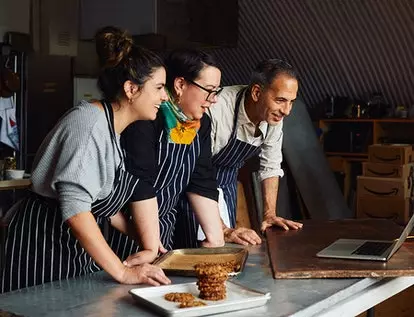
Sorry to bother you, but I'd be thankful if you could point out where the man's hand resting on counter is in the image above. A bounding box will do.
[221,215,303,246]
[261,215,303,232]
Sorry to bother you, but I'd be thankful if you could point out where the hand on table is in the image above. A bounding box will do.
[123,249,158,267]
[119,263,171,286]
[223,227,262,246]
[158,241,168,254]
[200,239,225,248]
[123,241,168,268]
[261,215,303,232]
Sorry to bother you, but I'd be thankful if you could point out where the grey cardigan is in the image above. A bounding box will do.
[31,101,122,221]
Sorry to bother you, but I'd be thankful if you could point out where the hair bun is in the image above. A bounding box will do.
[95,26,133,69]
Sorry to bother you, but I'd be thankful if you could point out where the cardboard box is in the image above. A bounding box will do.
[362,162,414,178]
[357,176,413,199]
[357,196,412,225]
[368,144,412,164]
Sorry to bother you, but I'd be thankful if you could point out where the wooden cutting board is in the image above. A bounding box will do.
[266,219,414,279]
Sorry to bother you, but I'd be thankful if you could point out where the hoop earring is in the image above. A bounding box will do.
[129,98,133,104]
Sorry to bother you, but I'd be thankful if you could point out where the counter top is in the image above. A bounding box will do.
[266,219,414,279]
[1,244,414,317]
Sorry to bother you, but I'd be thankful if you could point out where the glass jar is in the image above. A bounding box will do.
[4,156,17,170]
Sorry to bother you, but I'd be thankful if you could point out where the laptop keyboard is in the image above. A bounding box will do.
[352,241,394,256]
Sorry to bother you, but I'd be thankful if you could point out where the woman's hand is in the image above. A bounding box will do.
[223,227,262,246]
[123,249,158,267]
[200,239,225,248]
[158,241,168,254]
[119,263,171,286]
[123,241,168,267]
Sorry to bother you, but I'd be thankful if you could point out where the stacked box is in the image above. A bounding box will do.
[357,144,414,225]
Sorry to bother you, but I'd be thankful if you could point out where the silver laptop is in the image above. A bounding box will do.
[316,213,414,261]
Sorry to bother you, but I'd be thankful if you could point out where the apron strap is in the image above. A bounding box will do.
[230,87,247,138]
[102,100,124,170]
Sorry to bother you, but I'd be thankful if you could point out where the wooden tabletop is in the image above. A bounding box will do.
[266,218,414,279]
[0,179,31,191]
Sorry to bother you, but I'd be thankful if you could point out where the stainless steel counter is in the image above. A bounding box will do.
[1,244,414,317]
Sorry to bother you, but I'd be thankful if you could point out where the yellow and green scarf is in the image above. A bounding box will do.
[160,92,200,144]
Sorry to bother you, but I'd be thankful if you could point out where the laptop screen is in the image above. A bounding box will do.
[387,212,414,258]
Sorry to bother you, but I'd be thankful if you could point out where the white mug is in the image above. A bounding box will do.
[4,169,25,180]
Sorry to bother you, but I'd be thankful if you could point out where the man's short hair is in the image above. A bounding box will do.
[249,59,298,90]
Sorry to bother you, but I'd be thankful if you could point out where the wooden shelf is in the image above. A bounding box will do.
[375,119,414,123]
[0,179,31,191]
[320,118,414,123]
[320,118,414,155]
[344,157,369,162]
[326,155,368,163]
[320,118,374,123]
[325,152,368,157]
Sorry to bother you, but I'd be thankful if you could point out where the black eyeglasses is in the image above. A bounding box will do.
[185,79,223,101]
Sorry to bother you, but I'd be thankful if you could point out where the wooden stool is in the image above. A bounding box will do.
[236,181,252,229]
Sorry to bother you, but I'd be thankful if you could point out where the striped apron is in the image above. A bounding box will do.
[174,88,261,248]
[1,102,139,293]
[108,129,200,259]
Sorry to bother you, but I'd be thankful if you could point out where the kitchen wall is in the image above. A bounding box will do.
[0,0,30,38]
[210,0,414,109]
[2,0,413,110]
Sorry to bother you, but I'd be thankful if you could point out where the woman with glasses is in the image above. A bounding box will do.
[174,59,304,249]
[106,48,224,265]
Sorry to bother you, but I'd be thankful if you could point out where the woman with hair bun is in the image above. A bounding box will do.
[0,26,171,293]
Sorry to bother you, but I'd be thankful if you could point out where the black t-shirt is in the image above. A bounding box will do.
[121,112,219,202]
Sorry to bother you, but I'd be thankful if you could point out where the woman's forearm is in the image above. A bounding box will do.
[66,211,125,282]
[109,211,137,240]
[187,192,224,246]
[129,198,160,254]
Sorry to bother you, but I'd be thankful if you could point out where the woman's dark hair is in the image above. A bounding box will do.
[95,26,164,102]
[249,59,298,91]
[164,48,219,92]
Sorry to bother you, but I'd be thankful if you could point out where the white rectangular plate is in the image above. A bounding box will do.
[129,281,271,317]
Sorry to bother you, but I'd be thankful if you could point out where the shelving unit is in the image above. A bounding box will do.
[319,119,414,206]
[320,119,414,156]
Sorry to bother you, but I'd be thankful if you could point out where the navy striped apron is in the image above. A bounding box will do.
[1,102,139,293]
[174,88,261,248]
[108,129,200,259]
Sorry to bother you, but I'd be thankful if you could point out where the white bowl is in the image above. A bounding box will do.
[5,169,25,180]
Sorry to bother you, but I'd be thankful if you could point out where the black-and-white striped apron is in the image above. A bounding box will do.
[1,102,139,293]
[174,88,261,248]
[108,129,200,259]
